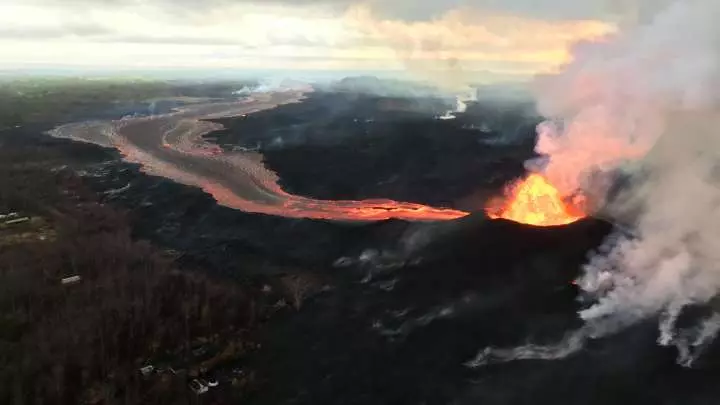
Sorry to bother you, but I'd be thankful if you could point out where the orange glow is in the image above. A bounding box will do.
[487,174,585,226]
[114,124,470,223]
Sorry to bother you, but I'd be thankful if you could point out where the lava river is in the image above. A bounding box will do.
[49,92,585,224]
[49,92,469,222]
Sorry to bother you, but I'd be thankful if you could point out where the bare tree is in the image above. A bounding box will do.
[279,274,317,311]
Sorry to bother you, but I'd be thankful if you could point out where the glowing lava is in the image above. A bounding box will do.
[487,174,585,226]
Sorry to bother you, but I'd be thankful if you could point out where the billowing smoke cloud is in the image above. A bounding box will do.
[527,0,720,364]
[532,0,720,193]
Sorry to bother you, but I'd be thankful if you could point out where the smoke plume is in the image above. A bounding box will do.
[530,0,720,363]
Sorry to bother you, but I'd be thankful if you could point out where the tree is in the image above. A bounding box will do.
[279,274,317,311]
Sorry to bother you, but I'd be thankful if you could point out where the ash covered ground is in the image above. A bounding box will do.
[201,92,720,405]
[207,91,537,209]
[4,90,720,405]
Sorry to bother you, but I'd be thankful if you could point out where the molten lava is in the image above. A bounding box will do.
[488,174,585,226]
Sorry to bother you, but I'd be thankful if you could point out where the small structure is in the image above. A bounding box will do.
[189,379,209,395]
[139,365,154,376]
[61,275,82,285]
[4,217,29,225]
[0,212,19,220]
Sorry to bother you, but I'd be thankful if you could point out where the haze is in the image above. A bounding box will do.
[0,0,633,82]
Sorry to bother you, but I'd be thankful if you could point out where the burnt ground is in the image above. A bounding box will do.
[207,92,539,209]
[204,92,720,404]
[4,91,720,404]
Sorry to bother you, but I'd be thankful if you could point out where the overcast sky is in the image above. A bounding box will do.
[0,0,635,81]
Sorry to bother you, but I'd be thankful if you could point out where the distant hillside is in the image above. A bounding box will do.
[329,76,439,97]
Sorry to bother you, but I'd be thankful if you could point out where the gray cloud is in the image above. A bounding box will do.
[1,0,625,76]
[21,0,619,21]
[0,23,113,40]
[363,0,613,21]
[94,35,247,45]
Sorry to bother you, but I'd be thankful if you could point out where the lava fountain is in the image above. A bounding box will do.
[487,174,585,226]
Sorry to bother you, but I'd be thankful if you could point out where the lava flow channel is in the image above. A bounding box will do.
[51,94,469,222]
[487,173,585,226]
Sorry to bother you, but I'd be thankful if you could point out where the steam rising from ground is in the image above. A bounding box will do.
[577,109,720,363]
[471,0,720,367]
[437,90,476,120]
[565,0,720,355]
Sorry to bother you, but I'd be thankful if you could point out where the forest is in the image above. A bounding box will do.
[0,77,258,128]
[0,129,298,405]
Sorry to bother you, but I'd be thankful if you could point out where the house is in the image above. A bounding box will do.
[0,212,19,220]
[138,365,154,376]
[61,275,82,285]
[189,379,208,395]
[4,217,30,225]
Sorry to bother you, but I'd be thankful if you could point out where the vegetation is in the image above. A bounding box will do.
[0,134,294,404]
[0,77,257,128]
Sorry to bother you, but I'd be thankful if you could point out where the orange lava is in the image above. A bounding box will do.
[487,174,585,226]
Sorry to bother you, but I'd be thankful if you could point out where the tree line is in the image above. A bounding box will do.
[0,136,280,405]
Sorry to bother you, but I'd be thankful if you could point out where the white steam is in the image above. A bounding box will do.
[465,329,588,368]
[533,0,720,364]
[532,0,720,195]
[469,0,720,367]
[232,78,312,96]
[437,88,476,120]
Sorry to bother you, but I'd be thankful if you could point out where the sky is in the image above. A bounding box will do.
[0,0,634,82]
